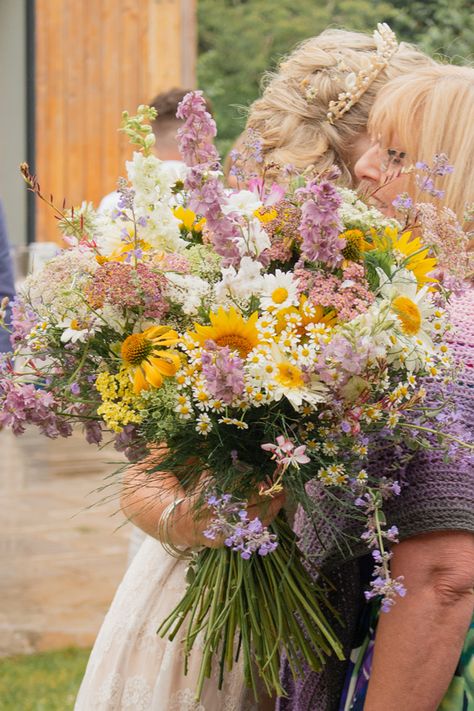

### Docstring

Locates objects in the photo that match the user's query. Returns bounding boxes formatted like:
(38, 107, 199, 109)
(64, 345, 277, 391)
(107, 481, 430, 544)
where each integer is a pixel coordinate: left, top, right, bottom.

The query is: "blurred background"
(0, 1, 472, 708)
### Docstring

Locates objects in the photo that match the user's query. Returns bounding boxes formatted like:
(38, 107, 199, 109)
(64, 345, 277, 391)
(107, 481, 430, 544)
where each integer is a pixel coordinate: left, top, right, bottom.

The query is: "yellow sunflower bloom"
(369, 227, 437, 287)
(188, 307, 259, 358)
(120, 326, 181, 394)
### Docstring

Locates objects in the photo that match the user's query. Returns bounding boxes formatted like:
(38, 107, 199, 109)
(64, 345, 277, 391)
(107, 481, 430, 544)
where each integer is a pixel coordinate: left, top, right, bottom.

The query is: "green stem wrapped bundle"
(157, 513, 344, 700)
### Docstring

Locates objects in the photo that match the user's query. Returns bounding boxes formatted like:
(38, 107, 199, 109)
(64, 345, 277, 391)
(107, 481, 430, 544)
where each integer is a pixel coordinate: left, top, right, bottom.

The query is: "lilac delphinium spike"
(201, 344, 245, 405)
(296, 180, 344, 267)
(185, 167, 242, 266)
(176, 91, 220, 168)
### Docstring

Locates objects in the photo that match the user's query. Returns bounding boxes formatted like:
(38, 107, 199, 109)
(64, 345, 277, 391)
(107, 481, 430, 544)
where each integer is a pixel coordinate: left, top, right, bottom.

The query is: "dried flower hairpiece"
(326, 23, 399, 124)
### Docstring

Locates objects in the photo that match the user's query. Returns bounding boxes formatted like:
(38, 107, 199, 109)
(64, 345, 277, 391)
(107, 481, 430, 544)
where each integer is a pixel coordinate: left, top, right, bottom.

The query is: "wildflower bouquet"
(1, 95, 472, 699)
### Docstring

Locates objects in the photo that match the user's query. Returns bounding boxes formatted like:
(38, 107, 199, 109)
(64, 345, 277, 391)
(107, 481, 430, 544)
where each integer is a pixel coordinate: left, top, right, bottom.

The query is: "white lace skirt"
(75, 536, 257, 711)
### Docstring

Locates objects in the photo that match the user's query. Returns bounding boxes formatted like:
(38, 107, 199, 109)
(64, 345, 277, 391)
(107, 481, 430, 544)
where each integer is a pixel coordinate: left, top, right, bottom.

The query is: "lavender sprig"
(415, 153, 454, 200)
(355, 482, 406, 612)
(204, 493, 278, 559)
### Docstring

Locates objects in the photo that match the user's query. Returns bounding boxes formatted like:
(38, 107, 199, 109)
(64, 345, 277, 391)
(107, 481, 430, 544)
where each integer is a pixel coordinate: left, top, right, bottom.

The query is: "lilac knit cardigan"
(278, 289, 474, 711)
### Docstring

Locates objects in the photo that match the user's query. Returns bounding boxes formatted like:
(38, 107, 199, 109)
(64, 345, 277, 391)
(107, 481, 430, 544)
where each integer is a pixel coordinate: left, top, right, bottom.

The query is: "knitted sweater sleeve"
(386, 288, 474, 540)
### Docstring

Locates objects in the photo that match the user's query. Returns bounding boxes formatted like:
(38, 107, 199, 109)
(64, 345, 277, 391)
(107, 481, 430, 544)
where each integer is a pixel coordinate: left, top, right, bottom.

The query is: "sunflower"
(369, 227, 437, 287)
(276, 295, 337, 335)
(189, 307, 259, 358)
(120, 326, 181, 394)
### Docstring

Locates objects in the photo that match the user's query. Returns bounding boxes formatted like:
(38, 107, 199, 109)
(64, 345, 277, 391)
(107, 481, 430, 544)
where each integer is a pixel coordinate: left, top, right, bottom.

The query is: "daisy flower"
(260, 270, 299, 312)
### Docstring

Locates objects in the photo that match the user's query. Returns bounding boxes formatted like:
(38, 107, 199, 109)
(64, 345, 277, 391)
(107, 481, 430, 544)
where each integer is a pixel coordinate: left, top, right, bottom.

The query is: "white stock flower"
(221, 189, 262, 218)
(215, 256, 264, 306)
(235, 217, 271, 258)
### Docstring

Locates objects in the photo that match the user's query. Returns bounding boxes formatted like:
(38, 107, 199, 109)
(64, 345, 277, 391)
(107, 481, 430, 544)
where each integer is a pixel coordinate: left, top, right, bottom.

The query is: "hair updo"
(246, 29, 434, 185)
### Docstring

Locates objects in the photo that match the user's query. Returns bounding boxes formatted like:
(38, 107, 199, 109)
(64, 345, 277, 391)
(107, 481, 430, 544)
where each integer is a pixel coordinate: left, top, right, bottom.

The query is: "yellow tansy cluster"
(95, 368, 143, 432)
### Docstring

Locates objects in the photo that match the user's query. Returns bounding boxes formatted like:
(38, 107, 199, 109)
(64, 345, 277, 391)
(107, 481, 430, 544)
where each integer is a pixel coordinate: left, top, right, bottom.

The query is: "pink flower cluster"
(86, 262, 169, 320)
(0, 379, 73, 438)
(309, 263, 374, 322)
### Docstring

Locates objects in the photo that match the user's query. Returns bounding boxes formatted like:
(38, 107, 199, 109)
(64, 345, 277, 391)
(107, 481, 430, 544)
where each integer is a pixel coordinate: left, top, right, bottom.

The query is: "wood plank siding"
(34, 0, 196, 243)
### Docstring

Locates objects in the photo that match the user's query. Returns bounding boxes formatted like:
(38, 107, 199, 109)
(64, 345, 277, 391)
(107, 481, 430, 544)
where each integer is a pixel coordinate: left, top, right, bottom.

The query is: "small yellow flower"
(173, 206, 206, 233)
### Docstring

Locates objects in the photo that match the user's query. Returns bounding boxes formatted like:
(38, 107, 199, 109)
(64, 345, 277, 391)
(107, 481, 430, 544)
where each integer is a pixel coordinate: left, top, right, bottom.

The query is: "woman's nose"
(354, 144, 382, 184)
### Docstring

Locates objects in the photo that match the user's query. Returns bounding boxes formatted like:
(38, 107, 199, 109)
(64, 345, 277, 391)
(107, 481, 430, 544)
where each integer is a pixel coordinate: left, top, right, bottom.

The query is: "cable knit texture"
(278, 288, 474, 711)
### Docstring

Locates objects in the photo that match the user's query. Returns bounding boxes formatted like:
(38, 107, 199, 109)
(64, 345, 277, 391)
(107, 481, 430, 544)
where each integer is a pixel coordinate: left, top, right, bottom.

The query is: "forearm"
(120, 457, 192, 545)
(364, 531, 474, 711)
(364, 587, 473, 710)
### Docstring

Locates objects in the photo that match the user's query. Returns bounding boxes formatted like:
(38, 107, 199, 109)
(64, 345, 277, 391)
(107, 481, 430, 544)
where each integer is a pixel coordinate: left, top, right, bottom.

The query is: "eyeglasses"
(380, 148, 407, 173)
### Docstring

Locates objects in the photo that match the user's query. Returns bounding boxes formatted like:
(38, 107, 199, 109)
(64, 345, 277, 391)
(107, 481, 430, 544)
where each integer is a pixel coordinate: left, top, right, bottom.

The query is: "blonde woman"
(75, 28, 436, 711)
(280, 64, 474, 711)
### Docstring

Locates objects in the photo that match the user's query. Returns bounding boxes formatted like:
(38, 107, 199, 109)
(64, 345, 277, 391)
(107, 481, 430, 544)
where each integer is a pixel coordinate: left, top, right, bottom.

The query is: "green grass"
(0, 647, 90, 711)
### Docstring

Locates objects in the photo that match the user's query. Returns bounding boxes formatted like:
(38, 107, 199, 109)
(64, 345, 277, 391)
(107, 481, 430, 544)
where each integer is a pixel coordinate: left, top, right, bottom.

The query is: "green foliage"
(0, 647, 90, 711)
(197, 0, 473, 156)
(390, 0, 474, 62)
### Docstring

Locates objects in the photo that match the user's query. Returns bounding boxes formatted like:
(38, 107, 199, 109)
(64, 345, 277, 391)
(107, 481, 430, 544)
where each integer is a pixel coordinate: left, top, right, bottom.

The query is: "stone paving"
(0, 426, 130, 657)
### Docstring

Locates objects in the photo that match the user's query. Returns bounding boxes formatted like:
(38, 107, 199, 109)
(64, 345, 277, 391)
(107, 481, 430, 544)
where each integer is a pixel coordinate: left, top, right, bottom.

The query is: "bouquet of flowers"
(1, 94, 472, 699)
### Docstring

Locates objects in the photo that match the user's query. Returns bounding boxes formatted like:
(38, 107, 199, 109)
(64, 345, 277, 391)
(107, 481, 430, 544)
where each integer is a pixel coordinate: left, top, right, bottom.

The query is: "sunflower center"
(121, 333, 153, 365)
(214, 334, 253, 358)
(275, 362, 304, 388)
(392, 295, 421, 336)
(272, 287, 289, 304)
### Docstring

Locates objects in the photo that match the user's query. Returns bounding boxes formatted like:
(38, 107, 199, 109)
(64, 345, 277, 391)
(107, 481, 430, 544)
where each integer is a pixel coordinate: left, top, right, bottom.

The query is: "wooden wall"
(35, 0, 196, 243)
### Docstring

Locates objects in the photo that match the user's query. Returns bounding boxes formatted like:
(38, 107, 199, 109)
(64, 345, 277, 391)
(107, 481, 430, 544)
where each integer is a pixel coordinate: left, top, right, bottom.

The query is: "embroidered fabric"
(75, 536, 258, 710)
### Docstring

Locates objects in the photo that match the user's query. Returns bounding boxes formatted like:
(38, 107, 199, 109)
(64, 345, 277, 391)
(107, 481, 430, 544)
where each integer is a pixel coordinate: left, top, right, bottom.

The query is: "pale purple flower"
(176, 91, 220, 168)
(185, 167, 241, 266)
(0, 379, 73, 438)
(201, 344, 245, 405)
(392, 193, 413, 212)
(204, 493, 278, 558)
(296, 180, 344, 267)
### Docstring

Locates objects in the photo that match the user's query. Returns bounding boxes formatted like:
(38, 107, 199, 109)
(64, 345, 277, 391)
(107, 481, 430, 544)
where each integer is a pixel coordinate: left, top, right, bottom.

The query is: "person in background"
(0, 200, 15, 354)
(99, 87, 213, 212)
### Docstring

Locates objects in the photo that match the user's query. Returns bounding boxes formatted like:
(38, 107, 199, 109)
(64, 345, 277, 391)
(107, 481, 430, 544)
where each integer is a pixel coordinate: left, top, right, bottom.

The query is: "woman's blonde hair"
(369, 64, 474, 222)
(246, 29, 434, 184)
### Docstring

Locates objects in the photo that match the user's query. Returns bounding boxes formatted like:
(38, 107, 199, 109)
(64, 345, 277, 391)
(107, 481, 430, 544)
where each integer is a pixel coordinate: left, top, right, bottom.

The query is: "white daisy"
(260, 270, 299, 311)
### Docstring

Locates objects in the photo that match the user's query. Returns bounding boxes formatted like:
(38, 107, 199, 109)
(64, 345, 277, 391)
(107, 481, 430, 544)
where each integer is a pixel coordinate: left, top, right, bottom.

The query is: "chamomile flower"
(260, 270, 299, 312)
(218, 417, 249, 429)
(196, 413, 212, 435)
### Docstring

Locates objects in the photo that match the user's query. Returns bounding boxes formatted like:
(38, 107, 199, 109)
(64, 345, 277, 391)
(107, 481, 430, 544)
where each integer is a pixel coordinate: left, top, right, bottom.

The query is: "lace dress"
(75, 535, 258, 711)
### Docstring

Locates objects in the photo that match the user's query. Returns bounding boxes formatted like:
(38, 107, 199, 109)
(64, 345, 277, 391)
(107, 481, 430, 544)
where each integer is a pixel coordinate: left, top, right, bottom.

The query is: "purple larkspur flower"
(176, 91, 220, 168)
(201, 344, 245, 405)
(296, 180, 343, 266)
(0, 379, 73, 438)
